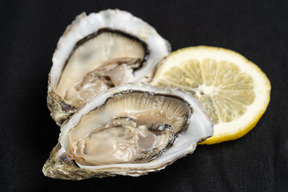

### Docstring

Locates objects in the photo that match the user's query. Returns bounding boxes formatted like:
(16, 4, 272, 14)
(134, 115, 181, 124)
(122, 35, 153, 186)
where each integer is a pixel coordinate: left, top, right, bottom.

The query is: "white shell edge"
(50, 9, 171, 89)
(58, 83, 213, 173)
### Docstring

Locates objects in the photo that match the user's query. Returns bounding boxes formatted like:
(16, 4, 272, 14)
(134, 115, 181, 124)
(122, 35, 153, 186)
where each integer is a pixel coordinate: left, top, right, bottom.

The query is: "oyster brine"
(48, 9, 171, 125)
(43, 84, 213, 179)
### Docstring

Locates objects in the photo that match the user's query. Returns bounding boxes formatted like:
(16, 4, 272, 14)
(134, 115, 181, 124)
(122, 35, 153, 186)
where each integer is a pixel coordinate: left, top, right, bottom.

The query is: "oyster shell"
(43, 84, 213, 180)
(48, 9, 171, 125)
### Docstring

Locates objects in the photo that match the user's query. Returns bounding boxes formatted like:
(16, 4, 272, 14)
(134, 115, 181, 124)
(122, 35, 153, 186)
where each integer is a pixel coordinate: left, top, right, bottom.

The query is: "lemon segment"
(151, 46, 271, 144)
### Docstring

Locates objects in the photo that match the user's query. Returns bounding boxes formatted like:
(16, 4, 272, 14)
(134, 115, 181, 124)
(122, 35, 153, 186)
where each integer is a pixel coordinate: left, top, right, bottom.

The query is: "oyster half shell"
(48, 9, 171, 125)
(43, 84, 213, 180)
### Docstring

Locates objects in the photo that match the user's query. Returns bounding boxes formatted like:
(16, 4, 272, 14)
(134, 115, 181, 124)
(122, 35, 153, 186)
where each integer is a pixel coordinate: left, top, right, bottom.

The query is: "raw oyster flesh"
(47, 9, 171, 125)
(43, 84, 213, 180)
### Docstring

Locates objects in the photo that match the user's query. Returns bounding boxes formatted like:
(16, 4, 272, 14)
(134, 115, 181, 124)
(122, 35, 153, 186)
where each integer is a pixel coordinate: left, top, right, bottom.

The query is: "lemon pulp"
(152, 46, 271, 144)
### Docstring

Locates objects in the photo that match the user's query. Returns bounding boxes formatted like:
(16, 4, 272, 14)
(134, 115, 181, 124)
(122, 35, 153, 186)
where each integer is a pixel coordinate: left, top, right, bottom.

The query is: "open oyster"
(48, 9, 171, 125)
(43, 84, 213, 180)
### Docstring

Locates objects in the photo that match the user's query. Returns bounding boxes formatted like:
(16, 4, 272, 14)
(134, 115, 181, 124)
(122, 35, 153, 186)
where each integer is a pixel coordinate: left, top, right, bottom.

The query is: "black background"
(1, 0, 288, 191)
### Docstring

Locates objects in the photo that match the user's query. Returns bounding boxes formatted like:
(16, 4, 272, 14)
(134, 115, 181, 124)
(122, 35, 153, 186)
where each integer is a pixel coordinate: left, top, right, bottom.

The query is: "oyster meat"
(48, 9, 171, 125)
(43, 84, 213, 180)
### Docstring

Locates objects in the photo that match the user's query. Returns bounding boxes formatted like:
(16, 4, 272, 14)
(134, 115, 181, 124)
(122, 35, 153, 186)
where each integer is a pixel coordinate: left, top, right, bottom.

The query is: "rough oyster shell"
(48, 9, 171, 125)
(43, 84, 213, 180)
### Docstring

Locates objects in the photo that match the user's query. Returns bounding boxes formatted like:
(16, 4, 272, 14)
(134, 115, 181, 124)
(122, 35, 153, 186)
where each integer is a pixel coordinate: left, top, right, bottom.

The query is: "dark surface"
(0, 0, 287, 191)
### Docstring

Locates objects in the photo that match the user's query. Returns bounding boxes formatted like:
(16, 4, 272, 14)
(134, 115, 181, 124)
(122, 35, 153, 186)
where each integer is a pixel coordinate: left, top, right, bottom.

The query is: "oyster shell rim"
(47, 9, 171, 125)
(43, 83, 214, 179)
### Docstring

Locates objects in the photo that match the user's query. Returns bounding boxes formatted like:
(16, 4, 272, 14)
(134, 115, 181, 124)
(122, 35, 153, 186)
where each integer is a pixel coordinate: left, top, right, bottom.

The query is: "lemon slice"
(151, 46, 271, 144)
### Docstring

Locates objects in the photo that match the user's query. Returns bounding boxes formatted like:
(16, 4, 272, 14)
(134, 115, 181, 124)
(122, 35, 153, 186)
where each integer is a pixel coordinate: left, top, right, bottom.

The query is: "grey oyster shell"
(43, 84, 213, 180)
(47, 9, 171, 125)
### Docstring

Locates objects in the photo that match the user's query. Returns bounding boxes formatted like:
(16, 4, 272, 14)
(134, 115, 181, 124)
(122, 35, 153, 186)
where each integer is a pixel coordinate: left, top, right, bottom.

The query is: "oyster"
(48, 9, 171, 125)
(43, 84, 213, 180)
